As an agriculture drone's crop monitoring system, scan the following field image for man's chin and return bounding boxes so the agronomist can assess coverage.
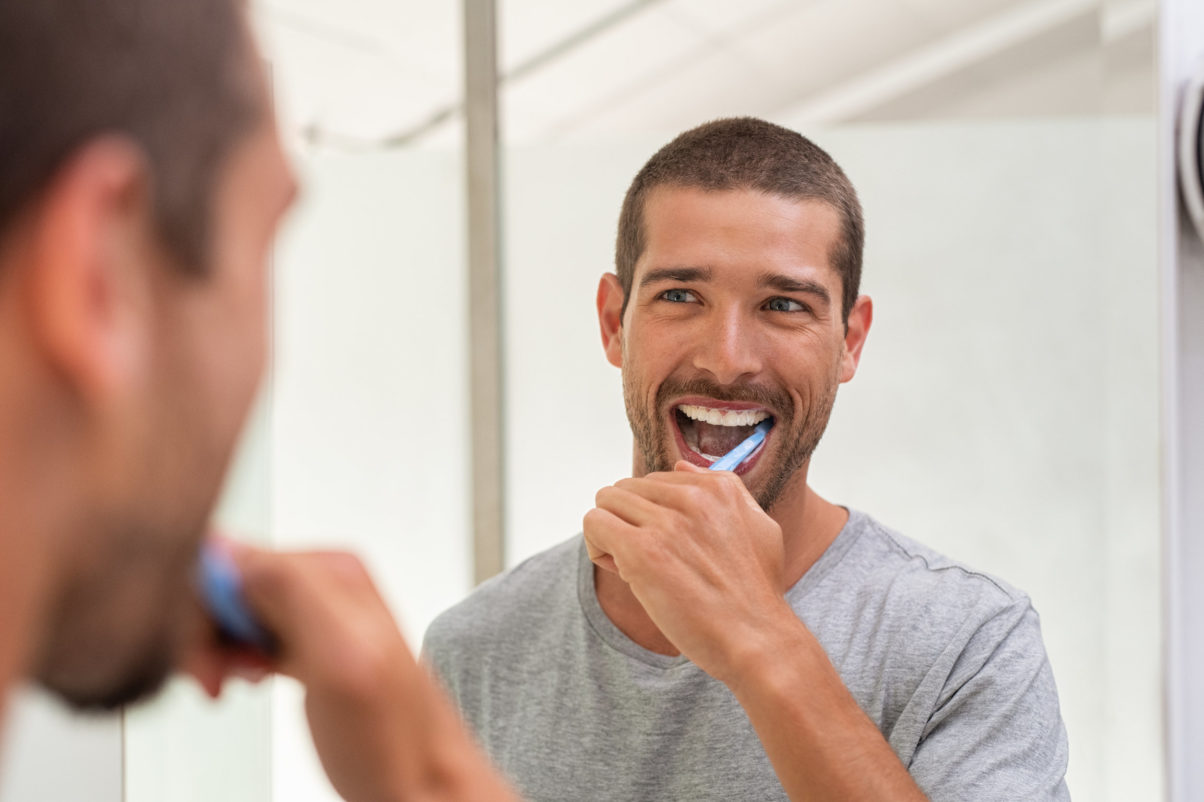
[40,651,173,713]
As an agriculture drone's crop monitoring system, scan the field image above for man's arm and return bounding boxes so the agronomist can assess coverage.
[187,547,520,802]
[584,463,926,801]
[724,608,928,800]
[903,601,1069,800]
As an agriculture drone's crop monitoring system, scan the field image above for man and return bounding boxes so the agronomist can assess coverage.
[424,118,1070,800]
[0,2,515,799]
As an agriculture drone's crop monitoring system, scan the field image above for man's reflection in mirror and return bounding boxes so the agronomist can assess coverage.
[425,118,1070,802]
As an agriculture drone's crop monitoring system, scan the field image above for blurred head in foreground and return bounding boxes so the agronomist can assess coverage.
[0,0,295,709]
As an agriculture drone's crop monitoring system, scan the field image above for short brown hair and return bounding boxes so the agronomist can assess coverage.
[615,117,864,323]
[0,0,262,272]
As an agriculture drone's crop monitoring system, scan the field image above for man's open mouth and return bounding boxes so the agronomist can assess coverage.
[673,403,773,466]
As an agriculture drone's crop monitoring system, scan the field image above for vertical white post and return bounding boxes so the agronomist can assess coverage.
[1161,0,1204,799]
[464,0,506,583]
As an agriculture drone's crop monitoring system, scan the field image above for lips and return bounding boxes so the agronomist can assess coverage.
[670,399,773,471]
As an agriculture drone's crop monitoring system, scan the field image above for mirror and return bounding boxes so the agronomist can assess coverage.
[498,1,1160,799]
[104,1,1162,800]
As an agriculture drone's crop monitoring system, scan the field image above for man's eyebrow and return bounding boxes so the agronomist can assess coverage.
[639,267,713,287]
[758,272,831,305]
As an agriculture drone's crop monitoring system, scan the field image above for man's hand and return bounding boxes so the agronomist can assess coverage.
[584,466,929,801]
[583,461,797,685]
[184,545,519,802]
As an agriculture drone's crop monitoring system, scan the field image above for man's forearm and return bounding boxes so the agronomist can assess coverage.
[403,679,522,802]
[226,547,521,802]
[726,610,928,802]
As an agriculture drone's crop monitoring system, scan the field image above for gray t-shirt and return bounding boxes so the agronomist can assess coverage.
[423,509,1070,801]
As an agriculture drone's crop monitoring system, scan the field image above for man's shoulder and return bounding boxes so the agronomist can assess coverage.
[842,509,1029,611]
[422,534,581,659]
[822,510,1037,657]
[837,514,1068,798]
[820,511,1056,716]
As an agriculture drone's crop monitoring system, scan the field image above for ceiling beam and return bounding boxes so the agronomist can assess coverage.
[778,0,1151,125]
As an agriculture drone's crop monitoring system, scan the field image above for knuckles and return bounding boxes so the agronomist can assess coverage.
[673,482,708,510]
[594,485,618,508]
[582,507,604,532]
[236,552,291,603]
[714,471,745,497]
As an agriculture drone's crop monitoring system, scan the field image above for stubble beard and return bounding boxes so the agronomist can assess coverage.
[40,637,175,713]
[33,517,194,712]
[36,378,225,712]
[622,363,840,512]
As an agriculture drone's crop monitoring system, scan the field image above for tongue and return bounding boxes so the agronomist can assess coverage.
[696,422,754,458]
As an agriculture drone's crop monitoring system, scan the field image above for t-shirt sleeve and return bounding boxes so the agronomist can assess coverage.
[419,614,463,703]
[907,599,1070,801]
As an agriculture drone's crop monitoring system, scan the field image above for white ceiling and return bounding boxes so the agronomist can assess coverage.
[251,0,1156,148]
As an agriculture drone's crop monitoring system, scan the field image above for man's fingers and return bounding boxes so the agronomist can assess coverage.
[592,553,620,574]
[659,464,731,482]
[179,640,228,699]
[228,550,368,680]
[612,468,743,512]
[178,610,276,699]
[610,475,692,506]
[595,483,668,526]
[583,506,641,571]
[581,515,619,573]
[662,463,756,501]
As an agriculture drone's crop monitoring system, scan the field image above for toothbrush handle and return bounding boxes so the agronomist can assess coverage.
[709,419,772,472]
[196,541,277,654]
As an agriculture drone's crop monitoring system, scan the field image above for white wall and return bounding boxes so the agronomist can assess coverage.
[266,146,471,802]
[501,119,1162,800]
[0,689,122,802]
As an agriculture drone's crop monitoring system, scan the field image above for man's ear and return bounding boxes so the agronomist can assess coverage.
[596,272,625,368]
[839,295,873,383]
[25,137,155,401]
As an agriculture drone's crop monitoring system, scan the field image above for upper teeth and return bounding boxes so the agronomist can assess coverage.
[678,405,770,427]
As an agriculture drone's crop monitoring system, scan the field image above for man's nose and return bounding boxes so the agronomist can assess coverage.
[691,309,763,385]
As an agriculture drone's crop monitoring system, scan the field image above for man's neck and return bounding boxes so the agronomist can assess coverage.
[593,464,848,657]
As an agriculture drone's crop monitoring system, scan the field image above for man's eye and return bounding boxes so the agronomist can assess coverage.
[765,297,805,312]
[661,289,696,303]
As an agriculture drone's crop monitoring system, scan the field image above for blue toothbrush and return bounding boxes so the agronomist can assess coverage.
[708,418,773,472]
[196,542,276,654]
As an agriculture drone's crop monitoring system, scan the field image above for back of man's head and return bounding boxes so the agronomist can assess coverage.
[0,0,279,714]
[615,117,864,324]
[0,0,262,273]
